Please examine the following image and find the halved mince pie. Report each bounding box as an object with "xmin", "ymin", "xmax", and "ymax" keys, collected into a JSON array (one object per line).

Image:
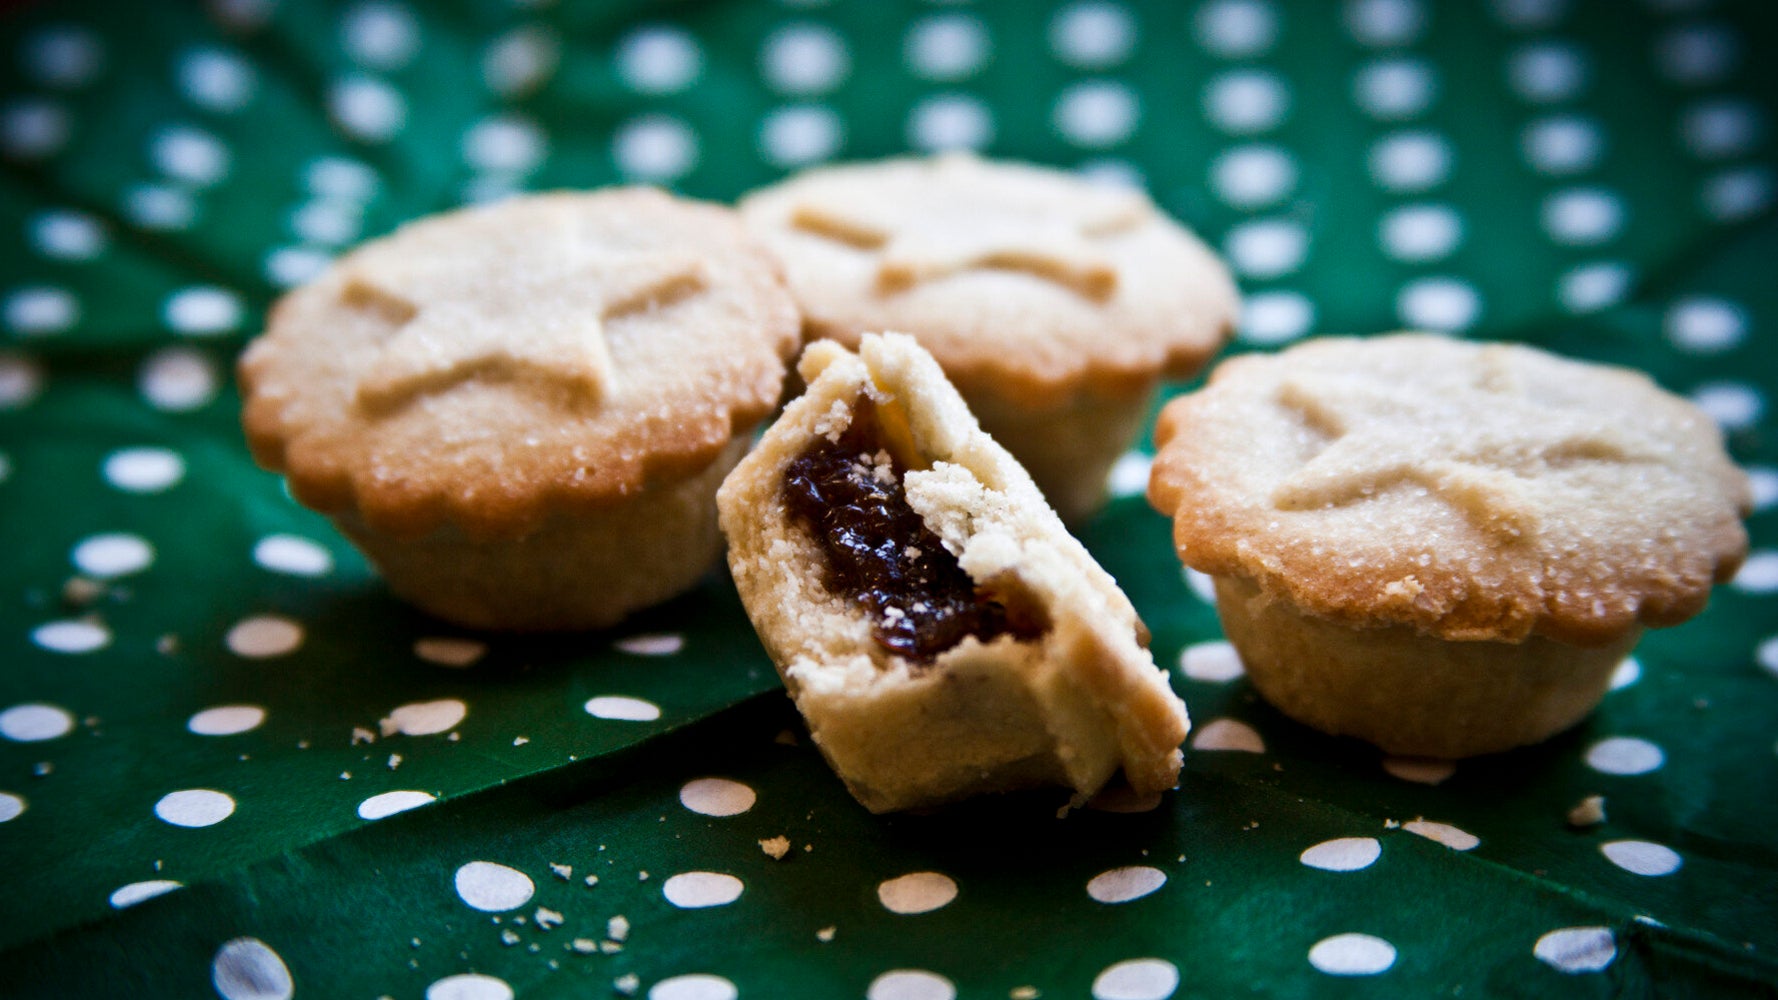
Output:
[{"xmin": 718, "ymin": 332, "xmax": 1189, "ymax": 813}]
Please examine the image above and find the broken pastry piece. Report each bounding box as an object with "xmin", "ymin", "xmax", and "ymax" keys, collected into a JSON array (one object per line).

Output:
[{"xmin": 718, "ymin": 332, "xmax": 1189, "ymax": 813}]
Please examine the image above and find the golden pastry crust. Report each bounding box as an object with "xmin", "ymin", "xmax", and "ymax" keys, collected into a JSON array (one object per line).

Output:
[
  {"xmin": 240, "ymin": 188, "xmax": 800, "ymax": 542},
  {"xmin": 739, "ymin": 154, "xmax": 1237, "ymax": 406},
  {"xmin": 1149, "ymin": 334, "xmax": 1751, "ymax": 648},
  {"xmin": 718, "ymin": 333, "xmax": 1189, "ymax": 812}
]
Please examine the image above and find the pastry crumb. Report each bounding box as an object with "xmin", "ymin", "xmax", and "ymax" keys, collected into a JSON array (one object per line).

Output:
[
  {"xmin": 584, "ymin": 874, "xmax": 600, "ymax": 887},
  {"xmin": 386, "ymin": 753, "xmax": 401, "ymax": 770},
  {"xmin": 613, "ymin": 973, "xmax": 641, "ymax": 996},
  {"xmin": 499, "ymin": 929, "xmax": 520, "ymax": 946},
  {"xmin": 1011, "ymin": 987, "xmax": 1041, "ymax": 999},
  {"xmin": 774, "ymin": 729, "xmax": 799, "ymax": 746},
  {"xmin": 535, "ymin": 907, "xmax": 564, "ymax": 931},
  {"xmin": 607, "ymin": 915, "xmax": 630, "ymax": 942},
  {"xmin": 816, "ymin": 926, "xmax": 836, "ymax": 943},
  {"xmin": 570, "ymin": 938, "xmax": 597, "ymax": 955},
  {"xmin": 551, "ymin": 862, "xmax": 573, "ymax": 880},
  {"xmin": 352, "ymin": 726, "xmax": 377, "ymax": 745},
  {"xmin": 1567, "ymin": 795, "xmax": 1606, "ymax": 827},
  {"xmin": 760, "ymin": 835, "xmax": 791, "ymax": 860}
]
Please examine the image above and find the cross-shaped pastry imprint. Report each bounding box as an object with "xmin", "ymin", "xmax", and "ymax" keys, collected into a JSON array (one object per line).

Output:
[
  {"xmin": 348, "ymin": 223, "xmax": 705, "ymax": 412},
  {"xmin": 787, "ymin": 157, "xmax": 1147, "ymax": 301},
  {"xmin": 1270, "ymin": 366, "xmax": 1648, "ymax": 542}
]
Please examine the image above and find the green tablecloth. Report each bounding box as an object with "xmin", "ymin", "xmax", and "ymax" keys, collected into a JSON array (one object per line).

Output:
[{"xmin": 2, "ymin": 1, "xmax": 1775, "ymax": 997}]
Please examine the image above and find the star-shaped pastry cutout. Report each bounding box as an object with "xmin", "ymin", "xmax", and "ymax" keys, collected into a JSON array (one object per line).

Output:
[
  {"xmin": 787, "ymin": 156, "xmax": 1147, "ymax": 301},
  {"xmin": 1269, "ymin": 353, "xmax": 1652, "ymax": 542},
  {"xmin": 345, "ymin": 215, "xmax": 705, "ymax": 413}
]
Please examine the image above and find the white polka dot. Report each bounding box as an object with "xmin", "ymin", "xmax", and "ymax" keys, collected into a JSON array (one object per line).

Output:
[
  {"xmin": 649, "ymin": 975, "xmax": 738, "ymax": 1000},
  {"xmin": 1691, "ymin": 382, "xmax": 1764, "ymax": 432},
  {"xmin": 1077, "ymin": 158, "xmax": 1146, "ymax": 191},
  {"xmin": 1191, "ymin": 718, "xmax": 1265, "ymax": 753},
  {"xmin": 1382, "ymin": 757, "xmax": 1455, "ymax": 784},
  {"xmin": 1300, "ymin": 837, "xmax": 1381, "ymax": 872},
  {"xmin": 1180, "ymin": 641, "xmax": 1244, "ymax": 683},
  {"xmin": 663, "ymin": 871, "xmax": 745, "ymax": 909},
  {"xmin": 330, "ymin": 75, "xmax": 406, "ymax": 142},
  {"xmin": 585, "ymin": 696, "xmax": 662, "ymax": 722},
  {"xmin": 483, "ymin": 25, "xmax": 559, "ymax": 99},
  {"xmin": 0, "ymin": 352, "xmax": 42, "ymax": 410},
  {"xmin": 0, "ymin": 703, "xmax": 75, "ymax": 741},
  {"xmin": 759, "ymin": 104, "xmax": 842, "ymax": 168},
  {"xmin": 1397, "ymin": 276, "xmax": 1480, "ymax": 332},
  {"xmin": 680, "ymin": 777, "xmax": 757, "ymax": 817},
  {"xmin": 1054, "ymin": 80, "xmax": 1139, "ymax": 148},
  {"xmin": 1491, "ymin": 0, "xmax": 1570, "ymax": 30},
  {"xmin": 342, "ymin": 2, "xmax": 420, "ymax": 71},
  {"xmin": 1086, "ymin": 865, "xmax": 1166, "ymax": 903},
  {"xmin": 32, "ymin": 620, "xmax": 109, "ymax": 654},
  {"xmin": 226, "ymin": 614, "xmax": 304, "ymax": 658},
  {"xmin": 463, "ymin": 114, "xmax": 546, "ymax": 176},
  {"xmin": 1601, "ymin": 839, "xmax": 1682, "ymax": 876},
  {"xmin": 139, "ymin": 346, "xmax": 218, "ymax": 411},
  {"xmin": 124, "ymin": 183, "xmax": 195, "ymax": 231},
  {"xmin": 906, "ymin": 14, "xmax": 987, "ymax": 80},
  {"xmin": 1353, "ymin": 58, "xmax": 1435, "ymax": 120},
  {"xmin": 1666, "ymin": 297, "xmax": 1746, "ymax": 353},
  {"xmin": 24, "ymin": 25, "xmax": 104, "ymax": 89},
  {"xmin": 109, "ymin": 879, "xmax": 182, "ymax": 908},
  {"xmin": 1558, "ymin": 261, "xmax": 1633, "ymax": 314},
  {"xmin": 1403, "ymin": 819, "xmax": 1479, "ymax": 851},
  {"xmin": 212, "ymin": 938, "xmax": 292, "ymax": 1000},
  {"xmin": 359, "ymin": 790, "xmax": 436, "ymax": 820},
  {"xmin": 1, "ymin": 99, "xmax": 69, "ymax": 160},
  {"xmin": 5, "ymin": 286, "xmax": 78, "ymax": 336},
  {"xmin": 1509, "ymin": 42, "xmax": 1587, "ymax": 103},
  {"xmin": 386, "ymin": 698, "xmax": 467, "ymax": 736},
  {"xmin": 188, "ymin": 705, "xmax": 266, "ymax": 737},
  {"xmin": 1681, "ymin": 99, "xmax": 1762, "ymax": 160},
  {"xmin": 1209, "ymin": 144, "xmax": 1296, "ymax": 210},
  {"xmin": 1368, "ymin": 131, "xmax": 1451, "ymax": 192},
  {"xmin": 179, "ymin": 47, "xmax": 256, "ymax": 113},
  {"xmin": 1091, "ymin": 958, "xmax": 1179, "ymax": 1000},
  {"xmin": 0, "ymin": 791, "xmax": 23, "ymax": 822},
  {"xmin": 105, "ymin": 447, "xmax": 184, "ymax": 493},
  {"xmin": 455, "ymin": 861, "xmax": 534, "ymax": 912},
  {"xmin": 252, "ymin": 535, "xmax": 332, "ymax": 577},
  {"xmin": 1309, "ymin": 933, "xmax": 1396, "ymax": 975},
  {"xmin": 1610, "ymin": 656, "xmax": 1642, "ymax": 690},
  {"xmin": 1731, "ymin": 550, "xmax": 1778, "ymax": 594},
  {"xmin": 907, "ymin": 94, "xmax": 993, "ymax": 152},
  {"xmin": 1655, "ymin": 21, "xmax": 1738, "ymax": 86},
  {"xmin": 290, "ymin": 199, "xmax": 362, "ymax": 246},
  {"xmin": 306, "ymin": 157, "xmax": 379, "ymax": 201},
  {"xmin": 1240, "ymin": 291, "xmax": 1315, "ymax": 346},
  {"xmin": 878, "ymin": 872, "xmax": 958, "ymax": 914},
  {"xmin": 1522, "ymin": 115, "xmax": 1603, "ymax": 175},
  {"xmin": 72, "ymin": 533, "xmax": 153, "ymax": 578},
  {"xmin": 616, "ymin": 633, "xmax": 685, "ymax": 657},
  {"xmin": 613, "ymin": 114, "xmax": 696, "ymax": 182},
  {"xmin": 866, "ymin": 969, "xmax": 955, "ymax": 1000},
  {"xmin": 265, "ymin": 246, "xmax": 332, "ymax": 288},
  {"xmin": 1185, "ymin": 568, "xmax": 1218, "ymax": 604},
  {"xmin": 1204, "ymin": 70, "xmax": 1288, "ymax": 134},
  {"xmin": 1346, "ymin": 0, "xmax": 1425, "ymax": 47},
  {"xmin": 1755, "ymin": 635, "xmax": 1778, "ymax": 681},
  {"xmin": 762, "ymin": 23, "xmax": 848, "ymax": 95},
  {"xmin": 156, "ymin": 788, "xmax": 236, "ymax": 828},
  {"xmin": 1195, "ymin": 0, "xmax": 1277, "ymax": 58},
  {"xmin": 426, "ymin": 974, "xmax": 513, "ymax": 1000},
  {"xmin": 1379, "ymin": 203, "xmax": 1462, "ymax": 262},
  {"xmin": 151, "ymin": 125, "xmax": 230, "ymax": 187},
  {"xmin": 1535, "ymin": 926, "xmax": 1616, "ymax": 974},
  {"xmin": 1542, "ymin": 188, "xmax": 1624, "ymax": 246},
  {"xmin": 1107, "ymin": 451, "xmax": 1152, "ymax": 498},
  {"xmin": 1586, "ymin": 736, "xmax": 1665, "ymax": 776},
  {"xmin": 1050, "ymin": 2, "xmax": 1136, "ymax": 68},
  {"xmin": 1702, "ymin": 166, "xmax": 1773, "ymax": 222},
  {"xmin": 1748, "ymin": 467, "xmax": 1778, "ymax": 512},
  {"xmin": 210, "ymin": 0, "xmax": 277, "ymax": 32},
  {"xmin": 414, "ymin": 637, "xmax": 486, "ymax": 668},
  {"xmin": 165, "ymin": 286, "xmax": 243, "ymax": 337},
  {"xmin": 30, "ymin": 210, "xmax": 106, "ymax": 261},
  {"xmin": 1224, "ymin": 218, "xmax": 1307, "ymax": 279},
  {"xmin": 616, "ymin": 25, "xmax": 702, "ymax": 94}
]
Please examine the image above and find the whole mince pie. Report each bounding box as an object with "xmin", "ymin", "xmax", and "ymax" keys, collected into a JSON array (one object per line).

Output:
[{"xmin": 718, "ymin": 332, "xmax": 1190, "ymax": 813}]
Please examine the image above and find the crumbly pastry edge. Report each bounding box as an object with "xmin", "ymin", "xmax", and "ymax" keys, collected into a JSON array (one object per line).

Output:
[{"xmin": 718, "ymin": 332, "xmax": 1190, "ymax": 811}]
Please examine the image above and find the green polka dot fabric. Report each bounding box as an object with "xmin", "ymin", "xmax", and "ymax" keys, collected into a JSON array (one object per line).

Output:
[{"xmin": 2, "ymin": 0, "xmax": 1776, "ymax": 996}]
